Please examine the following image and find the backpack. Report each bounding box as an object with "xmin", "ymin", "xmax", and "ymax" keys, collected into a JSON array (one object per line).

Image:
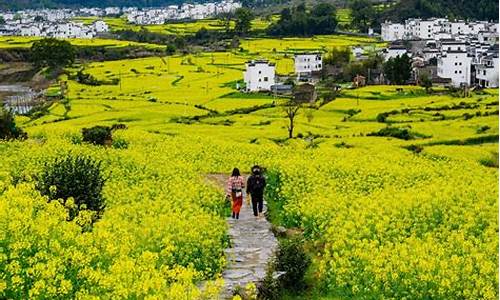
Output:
[{"xmin": 252, "ymin": 175, "xmax": 265, "ymax": 193}]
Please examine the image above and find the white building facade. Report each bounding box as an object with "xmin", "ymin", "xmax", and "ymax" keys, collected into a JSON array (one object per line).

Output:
[
  {"xmin": 437, "ymin": 50, "xmax": 473, "ymax": 86},
  {"xmin": 294, "ymin": 53, "xmax": 322, "ymax": 78},
  {"xmin": 243, "ymin": 60, "xmax": 276, "ymax": 92},
  {"xmin": 381, "ymin": 18, "xmax": 498, "ymax": 42},
  {"xmin": 475, "ymin": 52, "xmax": 499, "ymax": 88}
]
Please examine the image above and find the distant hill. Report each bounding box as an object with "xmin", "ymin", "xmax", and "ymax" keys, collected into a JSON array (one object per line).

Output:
[
  {"xmin": 380, "ymin": 0, "xmax": 498, "ymax": 22},
  {"xmin": 1, "ymin": 0, "xmax": 498, "ymax": 23},
  {"xmin": 0, "ymin": 0, "xmax": 207, "ymax": 10}
]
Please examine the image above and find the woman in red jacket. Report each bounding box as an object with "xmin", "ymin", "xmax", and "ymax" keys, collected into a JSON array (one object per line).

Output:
[{"xmin": 226, "ymin": 168, "xmax": 245, "ymax": 219}]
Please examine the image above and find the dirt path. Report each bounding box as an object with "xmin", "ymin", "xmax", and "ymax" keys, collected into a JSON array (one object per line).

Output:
[{"xmin": 206, "ymin": 174, "xmax": 278, "ymax": 299}]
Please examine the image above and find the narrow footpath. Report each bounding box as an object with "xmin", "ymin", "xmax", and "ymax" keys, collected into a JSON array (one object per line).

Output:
[{"xmin": 206, "ymin": 174, "xmax": 278, "ymax": 299}]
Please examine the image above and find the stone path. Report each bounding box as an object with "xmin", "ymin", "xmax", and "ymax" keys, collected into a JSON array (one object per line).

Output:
[{"xmin": 206, "ymin": 174, "xmax": 278, "ymax": 299}]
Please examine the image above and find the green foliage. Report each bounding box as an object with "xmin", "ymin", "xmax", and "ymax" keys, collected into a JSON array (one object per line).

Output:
[
  {"xmin": 274, "ymin": 237, "xmax": 310, "ymax": 293},
  {"xmin": 419, "ymin": 73, "xmax": 433, "ymax": 93},
  {"xmin": 479, "ymin": 153, "xmax": 499, "ymax": 168},
  {"xmin": 258, "ymin": 264, "xmax": 282, "ymax": 300},
  {"xmin": 368, "ymin": 126, "xmax": 430, "ymax": 140},
  {"xmin": 349, "ymin": 0, "xmax": 377, "ymax": 32},
  {"xmin": 112, "ymin": 136, "xmax": 129, "ymax": 149},
  {"xmin": 380, "ymin": 0, "xmax": 498, "ymax": 22},
  {"xmin": 166, "ymin": 43, "xmax": 176, "ymax": 55},
  {"xmin": 36, "ymin": 154, "xmax": 106, "ymax": 221},
  {"xmin": 30, "ymin": 38, "xmax": 75, "ymax": 68},
  {"xmin": 476, "ymin": 125, "xmax": 491, "ymax": 134},
  {"xmin": 0, "ymin": 108, "xmax": 27, "ymax": 140},
  {"xmin": 234, "ymin": 7, "xmax": 254, "ymax": 36},
  {"xmin": 76, "ymin": 69, "xmax": 102, "ymax": 86},
  {"xmin": 82, "ymin": 126, "xmax": 113, "ymax": 146},
  {"xmin": 268, "ymin": 3, "xmax": 337, "ymax": 36},
  {"xmin": 323, "ymin": 47, "xmax": 351, "ymax": 67},
  {"xmin": 384, "ymin": 54, "xmax": 412, "ymax": 85}
]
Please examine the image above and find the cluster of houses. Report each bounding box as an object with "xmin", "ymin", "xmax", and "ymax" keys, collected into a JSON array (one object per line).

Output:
[
  {"xmin": 0, "ymin": 0, "xmax": 241, "ymax": 38},
  {"xmin": 0, "ymin": 9, "xmax": 110, "ymax": 38},
  {"xmin": 381, "ymin": 18, "xmax": 499, "ymax": 87},
  {"xmin": 0, "ymin": 19, "xmax": 109, "ymax": 39},
  {"xmin": 125, "ymin": 1, "xmax": 241, "ymax": 25},
  {"xmin": 243, "ymin": 53, "xmax": 323, "ymax": 102}
]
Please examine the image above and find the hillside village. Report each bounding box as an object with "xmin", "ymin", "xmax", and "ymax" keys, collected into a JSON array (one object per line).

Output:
[
  {"xmin": 125, "ymin": 1, "xmax": 241, "ymax": 24},
  {"xmin": 381, "ymin": 18, "xmax": 499, "ymax": 87},
  {"xmin": 0, "ymin": 1, "xmax": 241, "ymax": 38},
  {"xmin": 242, "ymin": 17, "xmax": 499, "ymax": 94}
]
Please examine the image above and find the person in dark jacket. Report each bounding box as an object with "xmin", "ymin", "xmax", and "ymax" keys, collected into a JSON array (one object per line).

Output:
[{"xmin": 246, "ymin": 165, "xmax": 266, "ymax": 217}]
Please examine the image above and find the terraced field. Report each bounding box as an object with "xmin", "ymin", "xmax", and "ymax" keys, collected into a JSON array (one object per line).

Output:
[{"xmin": 0, "ymin": 33, "xmax": 497, "ymax": 299}]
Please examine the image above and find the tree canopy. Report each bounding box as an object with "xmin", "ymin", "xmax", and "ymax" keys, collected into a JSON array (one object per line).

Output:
[
  {"xmin": 380, "ymin": 0, "xmax": 498, "ymax": 22},
  {"xmin": 349, "ymin": 0, "xmax": 377, "ymax": 33},
  {"xmin": 383, "ymin": 54, "xmax": 412, "ymax": 85},
  {"xmin": 234, "ymin": 7, "xmax": 254, "ymax": 36},
  {"xmin": 30, "ymin": 38, "xmax": 75, "ymax": 69},
  {"xmin": 267, "ymin": 2, "xmax": 337, "ymax": 37}
]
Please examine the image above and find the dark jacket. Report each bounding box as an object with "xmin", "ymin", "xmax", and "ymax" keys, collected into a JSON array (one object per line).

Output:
[{"xmin": 246, "ymin": 174, "xmax": 266, "ymax": 197}]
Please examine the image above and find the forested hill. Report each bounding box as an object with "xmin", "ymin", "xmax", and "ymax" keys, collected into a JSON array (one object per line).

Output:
[
  {"xmin": 1, "ymin": 0, "xmax": 498, "ymax": 22},
  {"xmin": 381, "ymin": 0, "xmax": 498, "ymax": 22},
  {"xmin": 0, "ymin": 0, "xmax": 208, "ymax": 10}
]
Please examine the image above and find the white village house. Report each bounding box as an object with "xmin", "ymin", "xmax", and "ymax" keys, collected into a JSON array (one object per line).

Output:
[
  {"xmin": 294, "ymin": 53, "xmax": 322, "ymax": 80},
  {"xmin": 383, "ymin": 44, "xmax": 408, "ymax": 60},
  {"xmin": 475, "ymin": 48, "xmax": 499, "ymax": 88},
  {"xmin": 243, "ymin": 60, "xmax": 275, "ymax": 92},
  {"xmin": 437, "ymin": 51, "xmax": 472, "ymax": 87},
  {"xmin": 381, "ymin": 18, "xmax": 498, "ymax": 42}
]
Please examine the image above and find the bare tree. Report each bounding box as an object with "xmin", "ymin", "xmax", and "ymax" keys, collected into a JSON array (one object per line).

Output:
[{"xmin": 283, "ymin": 99, "xmax": 301, "ymax": 139}]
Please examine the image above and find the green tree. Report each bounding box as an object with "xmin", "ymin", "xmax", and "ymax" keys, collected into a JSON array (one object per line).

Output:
[
  {"xmin": 36, "ymin": 155, "xmax": 106, "ymax": 222},
  {"xmin": 268, "ymin": 2, "xmax": 337, "ymax": 36},
  {"xmin": 165, "ymin": 44, "xmax": 176, "ymax": 55},
  {"xmin": 234, "ymin": 7, "xmax": 254, "ymax": 36},
  {"xmin": 419, "ymin": 73, "xmax": 433, "ymax": 93},
  {"xmin": 0, "ymin": 16, "xmax": 5, "ymax": 25},
  {"xmin": 82, "ymin": 125, "xmax": 113, "ymax": 146},
  {"xmin": 383, "ymin": 54, "xmax": 412, "ymax": 85},
  {"xmin": 349, "ymin": 0, "xmax": 376, "ymax": 33},
  {"xmin": 324, "ymin": 47, "xmax": 351, "ymax": 67},
  {"xmin": 30, "ymin": 38, "xmax": 75, "ymax": 69},
  {"xmin": 0, "ymin": 108, "xmax": 27, "ymax": 140}
]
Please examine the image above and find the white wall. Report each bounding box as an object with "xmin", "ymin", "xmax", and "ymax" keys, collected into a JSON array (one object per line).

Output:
[
  {"xmin": 381, "ymin": 22, "xmax": 405, "ymax": 41},
  {"xmin": 437, "ymin": 52, "xmax": 472, "ymax": 86},
  {"xmin": 294, "ymin": 54, "xmax": 322, "ymax": 75},
  {"xmin": 243, "ymin": 62, "xmax": 275, "ymax": 92},
  {"xmin": 476, "ymin": 56, "xmax": 499, "ymax": 88}
]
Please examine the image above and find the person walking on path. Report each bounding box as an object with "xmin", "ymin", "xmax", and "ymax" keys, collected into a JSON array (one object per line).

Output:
[
  {"xmin": 246, "ymin": 165, "xmax": 266, "ymax": 218},
  {"xmin": 226, "ymin": 168, "xmax": 245, "ymax": 219}
]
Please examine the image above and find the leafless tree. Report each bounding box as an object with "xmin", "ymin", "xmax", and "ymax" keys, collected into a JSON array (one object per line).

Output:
[{"xmin": 283, "ymin": 99, "xmax": 301, "ymax": 139}]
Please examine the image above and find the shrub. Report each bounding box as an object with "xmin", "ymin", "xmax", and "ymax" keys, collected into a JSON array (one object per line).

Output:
[
  {"xmin": 479, "ymin": 154, "xmax": 498, "ymax": 168},
  {"xmin": 376, "ymin": 112, "xmax": 388, "ymax": 123},
  {"xmin": 257, "ymin": 266, "xmax": 281, "ymax": 300},
  {"xmin": 274, "ymin": 237, "xmax": 310, "ymax": 293},
  {"xmin": 82, "ymin": 125, "xmax": 112, "ymax": 146},
  {"xmin": 368, "ymin": 126, "xmax": 430, "ymax": 140},
  {"xmin": 0, "ymin": 108, "xmax": 27, "ymax": 140},
  {"xmin": 404, "ymin": 144, "xmax": 424, "ymax": 153},
  {"xmin": 36, "ymin": 155, "xmax": 106, "ymax": 221},
  {"xmin": 476, "ymin": 125, "xmax": 490, "ymax": 134},
  {"xmin": 76, "ymin": 69, "xmax": 101, "ymax": 86},
  {"xmin": 111, "ymin": 123, "xmax": 128, "ymax": 131},
  {"xmin": 112, "ymin": 137, "xmax": 129, "ymax": 149}
]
